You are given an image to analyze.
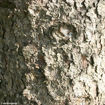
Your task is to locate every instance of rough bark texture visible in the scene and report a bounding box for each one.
[0,0,105,105]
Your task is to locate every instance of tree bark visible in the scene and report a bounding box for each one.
[0,0,105,105]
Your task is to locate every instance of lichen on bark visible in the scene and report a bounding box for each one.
[0,0,105,105]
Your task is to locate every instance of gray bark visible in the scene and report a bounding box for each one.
[0,0,105,105]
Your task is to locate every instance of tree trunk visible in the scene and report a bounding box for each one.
[0,0,105,105]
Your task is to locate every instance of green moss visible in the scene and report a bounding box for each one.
[0,1,16,9]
